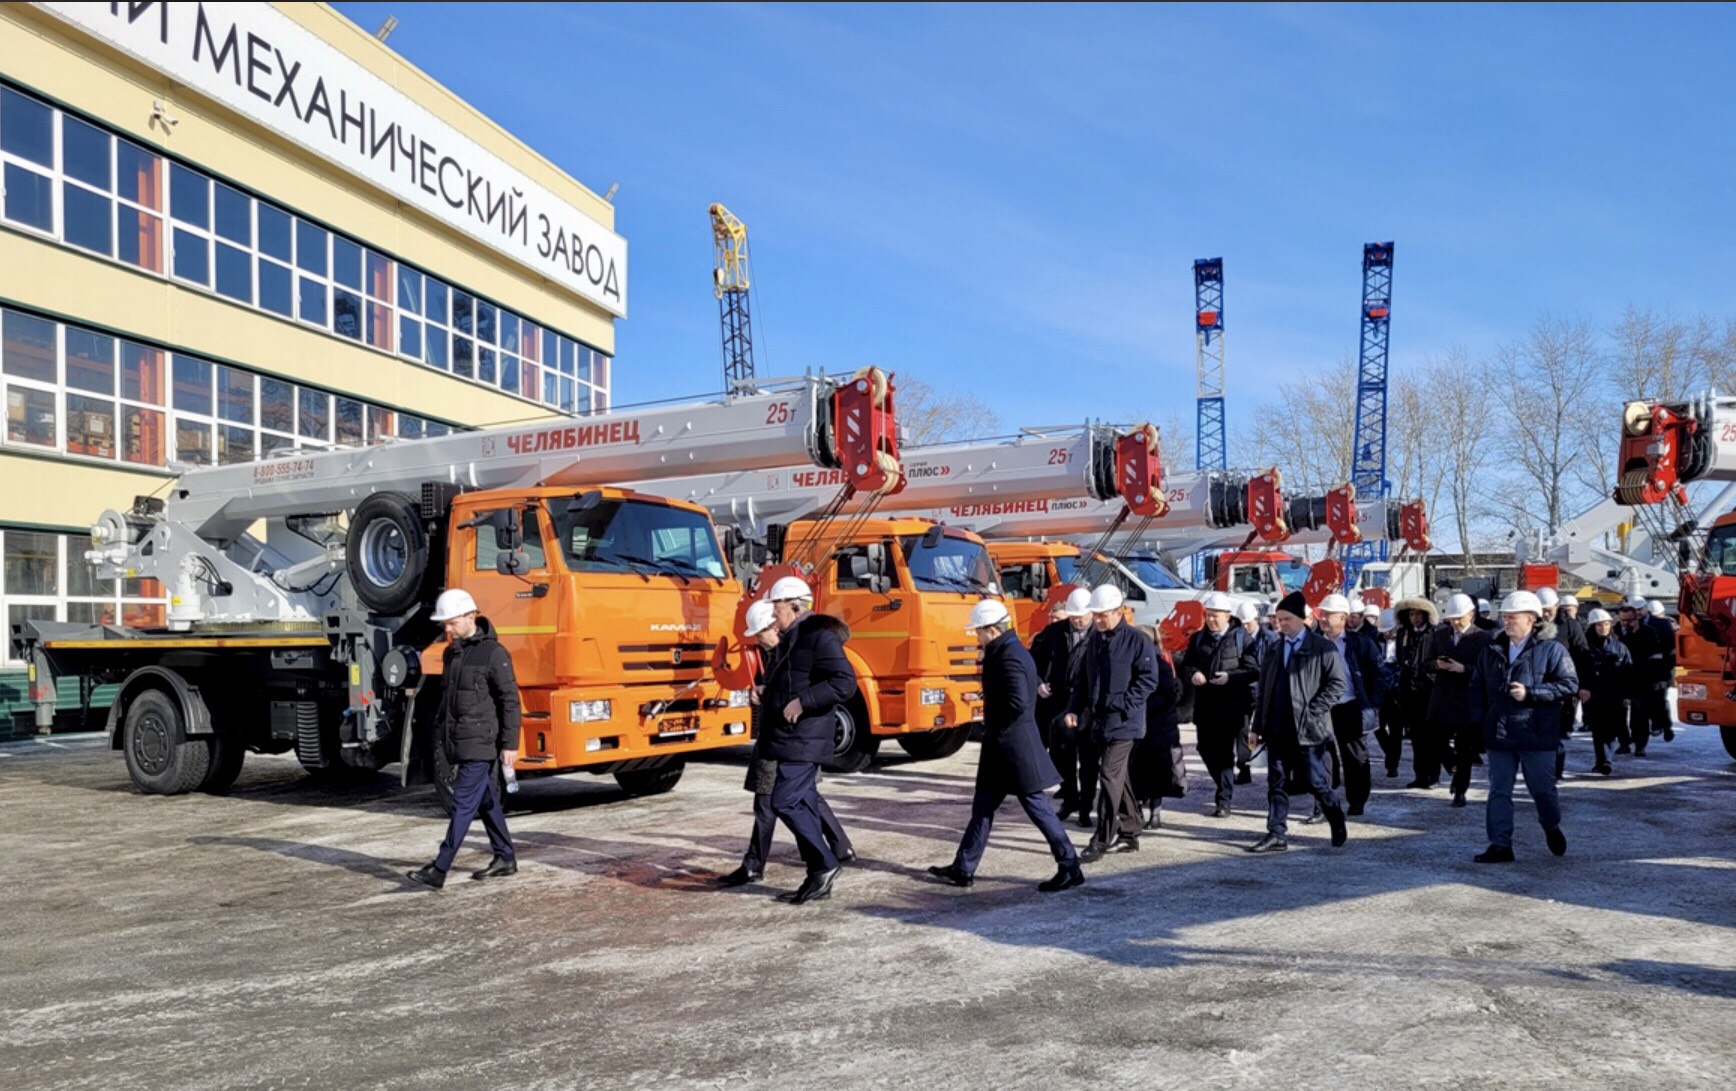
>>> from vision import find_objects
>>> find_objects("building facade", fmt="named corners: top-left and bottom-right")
top-left (0, 2), bottom-right (623, 734)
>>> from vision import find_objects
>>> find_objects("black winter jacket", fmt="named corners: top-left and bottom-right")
top-left (1030, 618), bottom-right (1090, 729)
top-left (438, 617), bottom-right (522, 762)
top-left (1469, 625), bottom-right (1579, 752)
top-left (1552, 613), bottom-right (1592, 683)
top-left (758, 612), bottom-right (858, 764)
top-left (1423, 623), bottom-right (1492, 726)
top-left (975, 631), bottom-right (1061, 797)
top-left (1069, 623), bottom-right (1159, 742)
top-left (1582, 631), bottom-right (1634, 706)
top-left (1178, 624), bottom-right (1257, 726)
top-left (1252, 629), bottom-right (1348, 748)
top-left (1617, 621), bottom-right (1669, 691)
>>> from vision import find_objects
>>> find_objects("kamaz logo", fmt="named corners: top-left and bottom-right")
top-left (649, 623), bottom-right (704, 632)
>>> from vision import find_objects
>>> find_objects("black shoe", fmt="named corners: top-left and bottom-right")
top-left (1247, 834), bottom-right (1288, 853)
top-left (1076, 813), bottom-right (1094, 829)
top-left (777, 867), bottom-right (840, 904)
top-left (1545, 826), bottom-right (1567, 857)
top-left (472, 856), bottom-right (517, 881)
top-left (1234, 767), bottom-right (1252, 785)
top-left (1302, 806), bottom-right (1325, 825)
top-left (926, 864), bottom-right (974, 888)
top-left (835, 848), bottom-right (857, 865)
top-left (1451, 792), bottom-right (1467, 808)
top-left (1385, 767), bottom-right (1400, 778)
top-left (1326, 807), bottom-right (1348, 847)
top-left (1663, 725), bottom-right (1676, 742)
top-left (1038, 866), bottom-right (1085, 892)
top-left (1104, 836), bottom-right (1139, 855)
top-left (1594, 764), bottom-right (1613, 776)
top-left (1346, 805), bottom-right (1364, 817)
top-left (1210, 805), bottom-right (1231, 818)
top-left (1473, 845), bottom-right (1516, 864)
top-left (717, 866), bottom-right (763, 887)
top-left (406, 863), bottom-right (446, 889)
top-left (1404, 779), bottom-right (1430, 789)
top-left (1056, 801), bottom-right (1076, 822)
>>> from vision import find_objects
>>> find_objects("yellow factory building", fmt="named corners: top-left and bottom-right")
top-left (0, 2), bottom-right (624, 731)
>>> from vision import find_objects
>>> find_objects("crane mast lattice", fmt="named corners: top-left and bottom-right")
top-left (710, 203), bottom-right (756, 390)
top-left (1343, 241), bottom-right (1394, 588)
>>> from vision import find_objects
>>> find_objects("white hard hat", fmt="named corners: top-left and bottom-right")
top-left (1058, 587), bottom-right (1093, 618)
top-left (1586, 608), bottom-right (1613, 625)
top-left (1087, 585), bottom-right (1125, 613)
top-left (967, 599), bottom-right (1011, 630)
top-left (1501, 590), bottom-right (1544, 617)
top-left (768, 575), bottom-right (813, 603)
top-left (1363, 602), bottom-right (1381, 617)
top-left (1623, 595), bottom-right (1646, 611)
top-left (1648, 600), bottom-right (1666, 617)
top-left (1318, 593), bottom-right (1351, 615)
top-left (1235, 602), bottom-right (1260, 622)
top-left (1442, 593), bottom-right (1475, 619)
top-left (1477, 598), bottom-right (1492, 612)
top-left (743, 600), bottom-right (776, 637)
top-left (430, 588), bottom-right (479, 622)
top-left (1537, 587), bottom-right (1560, 608)
top-left (1379, 608), bottom-right (1397, 631)
top-left (1201, 591), bottom-right (1234, 613)
top-left (1348, 596), bottom-right (1366, 614)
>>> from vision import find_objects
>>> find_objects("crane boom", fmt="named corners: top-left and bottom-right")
top-left (710, 203), bottom-right (757, 389)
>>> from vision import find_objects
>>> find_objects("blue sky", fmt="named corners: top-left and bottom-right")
top-left (335, 2), bottom-right (1736, 442)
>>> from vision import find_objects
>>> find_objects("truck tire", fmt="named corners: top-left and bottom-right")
top-left (198, 733), bottom-right (247, 794)
top-left (825, 700), bottom-right (880, 773)
top-left (614, 760), bottom-right (685, 797)
top-left (896, 726), bottom-right (970, 761)
top-left (346, 491), bottom-right (431, 616)
top-left (1722, 726), bottom-right (1736, 762)
top-left (121, 688), bottom-right (211, 795)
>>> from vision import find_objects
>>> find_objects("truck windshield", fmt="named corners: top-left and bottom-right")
top-left (1125, 557), bottom-right (1187, 590)
top-left (549, 498), bottom-right (728, 579)
top-left (1055, 554), bottom-right (1079, 585)
top-left (1707, 524), bottom-right (1736, 576)
top-left (1274, 558), bottom-right (1311, 592)
top-left (899, 534), bottom-right (996, 594)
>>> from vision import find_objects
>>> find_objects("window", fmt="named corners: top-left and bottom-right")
top-left (0, 529), bottom-right (170, 661)
top-left (549, 498), bottom-right (725, 579)
top-left (3, 311), bottom-right (57, 381)
top-left (1, 87), bottom-right (54, 165)
top-left (4, 530), bottom-right (58, 595)
top-left (298, 387), bottom-right (330, 442)
top-left (259, 377), bottom-right (293, 433)
top-left (475, 508), bottom-right (547, 572)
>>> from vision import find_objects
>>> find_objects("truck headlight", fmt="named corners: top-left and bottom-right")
top-left (728, 689), bottom-right (752, 708)
top-left (1678, 683), bottom-right (1708, 702)
top-left (961, 691), bottom-right (982, 704)
top-left (569, 699), bottom-right (613, 723)
top-left (920, 688), bottom-right (947, 706)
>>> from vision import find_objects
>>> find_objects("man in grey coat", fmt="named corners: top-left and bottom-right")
top-left (1247, 591), bottom-right (1349, 853)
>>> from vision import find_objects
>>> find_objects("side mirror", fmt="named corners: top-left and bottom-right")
top-left (1028, 563), bottom-right (1049, 600)
top-left (491, 510), bottom-right (523, 552)
top-left (566, 490), bottom-right (603, 514)
top-left (869, 574), bottom-right (891, 595)
top-left (919, 525), bottom-right (945, 550)
top-left (496, 550), bottom-right (530, 576)
top-left (849, 553), bottom-right (873, 581)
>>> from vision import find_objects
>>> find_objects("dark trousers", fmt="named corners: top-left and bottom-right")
top-left (1588, 700), bottom-right (1626, 768)
top-left (1486, 748), bottom-right (1561, 848)
top-left (1236, 709), bottom-right (1255, 772)
top-left (954, 786), bottom-right (1079, 875)
top-left (1644, 686), bottom-right (1672, 738)
top-left (1092, 738), bottom-right (1141, 845)
top-left (1196, 716), bottom-right (1240, 809)
top-left (744, 789), bottom-right (850, 873)
top-left (770, 761), bottom-right (840, 875)
top-left (1627, 690), bottom-right (1658, 752)
top-left (1414, 720), bottom-right (1452, 787)
top-left (1330, 703), bottom-right (1372, 811)
top-left (1375, 694), bottom-right (1404, 775)
top-left (1447, 719), bottom-right (1483, 796)
top-left (434, 759), bottom-right (514, 871)
top-left (1077, 734), bottom-right (1103, 817)
top-left (1049, 723), bottom-right (1082, 807)
top-left (1266, 740), bottom-right (1342, 838)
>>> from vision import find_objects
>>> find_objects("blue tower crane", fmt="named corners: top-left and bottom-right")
top-left (1342, 241), bottom-right (1395, 590)
top-left (1194, 257), bottom-right (1227, 474)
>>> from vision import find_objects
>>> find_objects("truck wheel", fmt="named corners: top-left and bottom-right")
top-left (825, 701), bottom-right (880, 773)
top-left (614, 760), bottom-right (685, 797)
top-left (346, 492), bottom-right (431, 615)
top-left (198, 733), bottom-right (247, 794)
top-left (122, 688), bottom-right (211, 795)
top-left (1722, 726), bottom-right (1736, 762)
top-left (897, 726), bottom-right (970, 761)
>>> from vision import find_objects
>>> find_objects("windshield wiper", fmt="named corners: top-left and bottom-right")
top-left (657, 556), bottom-right (724, 584)
top-left (596, 551), bottom-right (658, 582)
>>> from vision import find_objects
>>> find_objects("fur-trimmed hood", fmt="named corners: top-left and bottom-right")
top-left (792, 611), bottom-right (852, 643)
top-left (1395, 597), bottom-right (1439, 626)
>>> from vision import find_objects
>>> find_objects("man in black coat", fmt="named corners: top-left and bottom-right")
top-left (1247, 591), bottom-right (1349, 853)
top-left (1316, 593), bottom-right (1385, 815)
top-left (1179, 592), bottom-right (1258, 817)
top-left (1616, 599), bottom-right (1666, 758)
top-left (1540, 588), bottom-right (1591, 778)
top-left (408, 589), bottom-right (521, 889)
top-left (1066, 584), bottom-right (1159, 861)
top-left (1393, 596), bottom-right (1441, 787)
top-left (1579, 607), bottom-right (1633, 776)
top-left (1428, 593), bottom-right (1495, 808)
top-left (929, 600), bottom-right (1084, 892)
top-left (1030, 587), bottom-right (1094, 822)
top-left (1236, 602), bottom-right (1278, 785)
top-left (759, 576), bottom-right (859, 905)
top-left (1643, 599), bottom-right (1678, 743)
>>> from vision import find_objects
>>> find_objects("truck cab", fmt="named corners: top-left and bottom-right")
top-left (987, 541), bottom-right (1259, 634)
top-left (776, 516), bottom-right (996, 771)
top-left (1204, 550), bottom-right (1307, 602)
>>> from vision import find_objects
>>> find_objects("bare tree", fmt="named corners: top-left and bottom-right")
top-left (895, 376), bottom-right (1002, 446)
top-left (1242, 356), bottom-right (1357, 489)
top-left (1421, 347), bottom-right (1493, 562)
top-left (1486, 315), bottom-right (1603, 530)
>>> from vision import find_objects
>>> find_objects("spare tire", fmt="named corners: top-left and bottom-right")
top-left (346, 492), bottom-right (431, 615)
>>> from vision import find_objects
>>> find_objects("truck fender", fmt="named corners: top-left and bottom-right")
top-left (106, 667), bottom-right (216, 748)
top-left (840, 645), bottom-right (882, 726)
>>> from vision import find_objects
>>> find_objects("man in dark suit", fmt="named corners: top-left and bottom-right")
top-left (758, 576), bottom-right (859, 905)
top-left (1179, 591), bottom-right (1258, 817)
top-left (929, 600), bottom-right (1084, 892)
top-left (1066, 584), bottom-right (1159, 862)
top-left (1643, 599), bottom-right (1678, 744)
top-left (1030, 586), bottom-right (1095, 822)
top-left (1247, 590), bottom-right (1350, 853)
top-left (1616, 599), bottom-right (1665, 757)
top-left (1315, 592), bottom-right (1384, 816)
